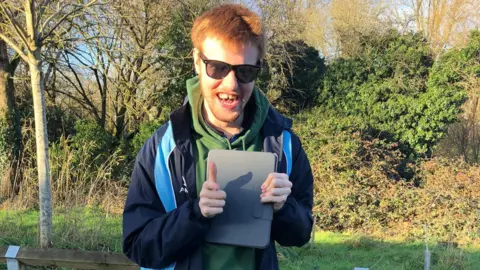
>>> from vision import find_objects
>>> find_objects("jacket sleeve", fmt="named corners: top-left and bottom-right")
top-left (122, 130), bottom-right (210, 268)
top-left (271, 131), bottom-right (314, 247)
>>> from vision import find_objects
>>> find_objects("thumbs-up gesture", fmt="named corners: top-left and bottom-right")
top-left (199, 162), bottom-right (227, 218)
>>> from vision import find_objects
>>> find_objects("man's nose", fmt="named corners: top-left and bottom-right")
top-left (222, 69), bottom-right (239, 92)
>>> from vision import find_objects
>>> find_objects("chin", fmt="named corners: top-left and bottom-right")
top-left (213, 111), bottom-right (241, 123)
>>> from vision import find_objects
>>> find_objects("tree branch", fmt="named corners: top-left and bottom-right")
top-left (55, 65), bottom-right (101, 121)
top-left (0, 33), bottom-right (28, 62)
top-left (0, 3), bottom-right (31, 49)
top-left (39, 3), bottom-right (70, 36)
top-left (41, 0), bottom-right (98, 42)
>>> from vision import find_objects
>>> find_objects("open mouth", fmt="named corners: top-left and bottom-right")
top-left (217, 93), bottom-right (240, 109)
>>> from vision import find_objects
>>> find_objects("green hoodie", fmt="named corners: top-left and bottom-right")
top-left (186, 76), bottom-right (270, 270)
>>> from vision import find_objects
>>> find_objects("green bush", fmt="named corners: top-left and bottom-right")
top-left (0, 116), bottom-right (10, 172)
top-left (257, 40), bottom-right (326, 113)
top-left (294, 107), bottom-right (479, 243)
top-left (71, 119), bottom-right (116, 161)
top-left (132, 119), bottom-right (164, 154)
top-left (46, 106), bottom-right (76, 142)
top-left (0, 114), bottom-right (15, 178)
top-left (319, 30), bottom-right (467, 157)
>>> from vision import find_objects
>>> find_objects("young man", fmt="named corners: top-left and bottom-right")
top-left (122, 4), bottom-right (313, 270)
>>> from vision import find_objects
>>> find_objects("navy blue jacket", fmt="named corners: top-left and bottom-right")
top-left (122, 103), bottom-right (314, 270)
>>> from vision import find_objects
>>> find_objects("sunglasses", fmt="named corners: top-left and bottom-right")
top-left (198, 52), bottom-right (261, 84)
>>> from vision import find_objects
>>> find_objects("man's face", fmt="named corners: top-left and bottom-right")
top-left (194, 37), bottom-right (259, 124)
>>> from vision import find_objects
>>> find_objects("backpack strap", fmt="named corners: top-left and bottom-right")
top-left (282, 130), bottom-right (292, 176)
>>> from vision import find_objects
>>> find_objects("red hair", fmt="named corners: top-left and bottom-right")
top-left (191, 4), bottom-right (265, 60)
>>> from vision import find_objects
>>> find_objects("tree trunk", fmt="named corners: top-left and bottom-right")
top-left (0, 55), bottom-right (9, 196)
top-left (0, 41), bottom-right (9, 116)
top-left (28, 49), bottom-right (52, 248)
top-left (0, 40), bottom-right (22, 196)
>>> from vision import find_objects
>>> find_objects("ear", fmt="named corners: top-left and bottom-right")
top-left (193, 48), bottom-right (201, 75)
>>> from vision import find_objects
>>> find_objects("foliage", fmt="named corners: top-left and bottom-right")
top-left (415, 158), bottom-right (480, 244)
top-left (132, 119), bottom-right (164, 154)
top-left (0, 115), bottom-right (13, 177)
top-left (432, 30), bottom-right (480, 163)
top-left (155, 1), bottom-right (218, 110)
top-left (320, 30), bottom-right (467, 157)
top-left (71, 120), bottom-right (116, 161)
top-left (257, 40), bottom-right (326, 113)
top-left (294, 107), bottom-right (480, 244)
top-left (46, 106), bottom-right (76, 142)
top-left (0, 116), bottom-right (11, 162)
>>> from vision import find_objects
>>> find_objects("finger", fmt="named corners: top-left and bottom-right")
top-left (201, 198), bottom-right (226, 208)
top-left (268, 178), bottom-right (293, 189)
top-left (264, 174), bottom-right (289, 189)
top-left (203, 180), bottom-right (219, 191)
top-left (260, 194), bottom-right (288, 204)
top-left (203, 206), bottom-right (224, 217)
top-left (210, 207), bottom-right (224, 215)
top-left (200, 189), bottom-right (227, 200)
top-left (263, 187), bottom-right (291, 197)
top-left (261, 173), bottom-right (277, 190)
top-left (208, 161), bottom-right (217, 183)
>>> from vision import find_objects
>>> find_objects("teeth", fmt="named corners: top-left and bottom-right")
top-left (218, 93), bottom-right (237, 100)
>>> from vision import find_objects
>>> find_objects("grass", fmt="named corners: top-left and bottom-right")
top-left (1, 208), bottom-right (479, 269)
top-left (279, 231), bottom-right (480, 270)
top-left (0, 207), bottom-right (122, 252)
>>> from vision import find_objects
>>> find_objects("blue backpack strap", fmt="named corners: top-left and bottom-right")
top-left (282, 130), bottom-right (292, 176)
top-left (154, 121), bottom-right (177, 212)
top-left (146, 121), bottom-right (177, 270)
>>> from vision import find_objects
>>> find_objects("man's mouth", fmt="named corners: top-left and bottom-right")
top-left (216, 93), bottom-right (240, 109)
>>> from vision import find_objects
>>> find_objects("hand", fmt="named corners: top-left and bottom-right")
top-left (260, 173), bottom-right (292, 211)
top-left (199, 162), bottom-right (227, 218)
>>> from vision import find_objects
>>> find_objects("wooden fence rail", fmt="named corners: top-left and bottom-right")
top-left (0, 245), bottom-right (138, 269)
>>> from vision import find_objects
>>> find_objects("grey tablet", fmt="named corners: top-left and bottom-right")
top-left (205, 149), bottom-right (277, 249)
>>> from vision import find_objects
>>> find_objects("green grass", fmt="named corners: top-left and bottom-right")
top-left (279, 232), bottom-right (480, 270)
top-left (0, 207), bottom-right (122, 252)
top-left (1, 208), bottom-right (479, 269)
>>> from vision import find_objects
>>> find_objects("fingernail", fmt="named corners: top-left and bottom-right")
top-left (261, 184), bottom-right (265, 189)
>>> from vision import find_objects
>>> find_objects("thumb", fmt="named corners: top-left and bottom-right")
top-left (208, 161), bottom-right (217, 184)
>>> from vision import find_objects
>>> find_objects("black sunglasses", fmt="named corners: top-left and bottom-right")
top-left (198, 52), bottom-right (261, 84)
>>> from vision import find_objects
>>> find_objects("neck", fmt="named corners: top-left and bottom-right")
top-left (202, 101), bottom-right (244, 139)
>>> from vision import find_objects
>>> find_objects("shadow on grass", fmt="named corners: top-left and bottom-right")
top-left (278, 233), bottom-right (480, 270)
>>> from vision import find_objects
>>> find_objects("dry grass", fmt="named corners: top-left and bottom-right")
top-left (1, 132), bottom-right (128, 214)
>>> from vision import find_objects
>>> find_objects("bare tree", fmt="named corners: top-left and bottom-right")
top-left (329, 0), bottom-right (389, 57)
top-left (0, 0), bottom-right (98, 248)
top-left (397, 0), bottom-right (480, 55)
top-left (49, 0), bottom-right (178, 138)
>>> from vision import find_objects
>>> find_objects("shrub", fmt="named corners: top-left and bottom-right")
top-left (319, 30), bottom-right (467, 157)
top-left (294, 107), bottom-right (479, 243)
top-left (0, 115), bottom-right (12, 174)
top-left (415, 158), bottom-right (480, 244)
top-left (132, 118), bottom-right (164, 154)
